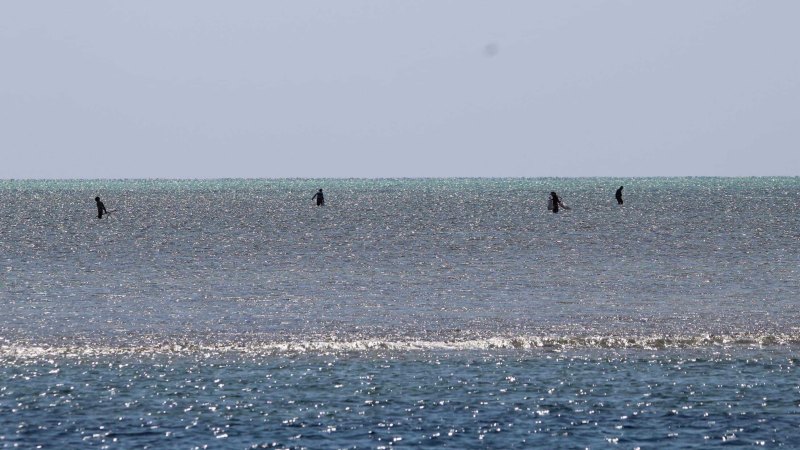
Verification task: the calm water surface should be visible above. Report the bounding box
[1,178,798,448]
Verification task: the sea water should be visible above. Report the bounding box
[0,178,798,448]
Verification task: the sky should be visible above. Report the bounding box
[1,1,798,179]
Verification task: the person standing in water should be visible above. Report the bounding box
[615,186,624,205]
[550,191,565,213]
[95,196,108,219]
[312,189,325,206]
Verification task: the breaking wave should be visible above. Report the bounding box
[3,333,800,358]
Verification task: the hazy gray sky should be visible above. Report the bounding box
[2,1,798,179]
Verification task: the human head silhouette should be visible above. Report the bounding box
[95,197,100,201]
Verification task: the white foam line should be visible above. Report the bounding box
[2,333,799,358]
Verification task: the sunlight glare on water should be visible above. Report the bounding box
[1,177,798,448]
[1,178,797,351]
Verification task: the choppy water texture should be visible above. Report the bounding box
[1,177,798,448]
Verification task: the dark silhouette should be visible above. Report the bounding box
[312,189,325,206]
[615,186,624,205]
[95,196,108,219]
[550,191,564,213]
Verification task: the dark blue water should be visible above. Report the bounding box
[3,351,799,448]
[1,178,798,447]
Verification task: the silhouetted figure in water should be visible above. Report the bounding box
[615,186,624,205]
[549,191,566,213]
[312,189,325,206]
[95,196,108,219]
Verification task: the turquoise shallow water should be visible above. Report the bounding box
[1,177,798,447]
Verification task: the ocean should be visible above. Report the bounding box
[1,177,798,448]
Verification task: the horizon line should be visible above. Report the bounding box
[1,175,798,182]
